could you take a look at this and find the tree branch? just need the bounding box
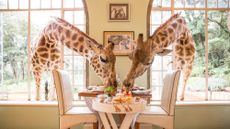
[208,17,230,35]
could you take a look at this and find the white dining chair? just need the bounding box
[135,70,181,129]
[52,69,98,129]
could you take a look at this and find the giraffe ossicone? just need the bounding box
[123,13,195,101]
[31,17,117,101]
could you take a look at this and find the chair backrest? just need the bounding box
[161,70,181,116]
[52,69,73,115]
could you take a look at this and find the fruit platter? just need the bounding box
[92,91,146,114]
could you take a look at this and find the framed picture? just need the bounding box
[109,3,129,21]
[103,31,135,55]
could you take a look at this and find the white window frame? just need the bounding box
[0,0,88,101]
[149,0,230,101]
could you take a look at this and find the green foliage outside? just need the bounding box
[0,12,39,92]
[185,11,230,91]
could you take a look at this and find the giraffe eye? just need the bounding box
[100,56,108,63]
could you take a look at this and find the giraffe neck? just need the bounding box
[40,18,100,60]
[150,16,187,52]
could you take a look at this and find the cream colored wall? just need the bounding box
[86,0,149,87]
[1,105,230,129]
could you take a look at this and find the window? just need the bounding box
[0,0,87,101]
[150,0,230,101]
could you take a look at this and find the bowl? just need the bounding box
[96,86,105,91]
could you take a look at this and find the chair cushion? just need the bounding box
[66,106,95,115]
[140,106,168,115]
[53,70,73,115]
[161,70,180,115]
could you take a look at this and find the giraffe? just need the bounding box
[123,13,195,101]
[31,17,117,100]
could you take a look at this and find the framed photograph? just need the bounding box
[109,3,129,21]
[103,31,135,55]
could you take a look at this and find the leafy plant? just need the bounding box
[104,86,116,96]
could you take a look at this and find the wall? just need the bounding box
[1,105,230,129]
[86,0,149,87]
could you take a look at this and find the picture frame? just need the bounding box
[109,3,129,21]
[103,31,135,55]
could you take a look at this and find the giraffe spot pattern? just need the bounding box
[72,34,78,40]
[175,45,184,56]
[50,44,55,48]
[38,36,46,46]
[168,28,174,33]
[185,38,190,45]
[172,23,177,29]
[161,37,165,41]
[61,35,65,42]
[78,36,84,42]
[51,48,60,53]
[97,63,100,68]
[40,58,47,64]
[47,61,50,67]
[46,44,50,48]
[74,42,79,47]
[47,24,52,30]
[155,36,160,44]
[53,23,58,30]
[181,60,185,65]
[73,48,78,52]
[40,53,48,58]
[35,67,41,71]
[185,46,194,56]
[178,24,182,31]
[51,54,60,61]
[177,18,183,24]
[54,33,59,40]
[65,30,71,38]
[58,26,63,33]
[163,41,168,47]
[37,47,48,52]
[158,31,167,37]
[79,45,84,52]
[65,41,71,48]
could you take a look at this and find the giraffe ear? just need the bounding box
[107,40,115,50]
[156,49,172,56]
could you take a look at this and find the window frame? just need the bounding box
[0,0,89,101]
[147,0,230,101]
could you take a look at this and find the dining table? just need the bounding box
[92,98,146,129]
[78,89,152,103]
[78,87,151,129]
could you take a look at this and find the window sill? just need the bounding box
[1,100,230,107]
[149,101,230,106]
[176,101,230,106]
[0,101,86,107]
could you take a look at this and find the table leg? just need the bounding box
[98,112,111,129]
[119,113,136,129]
[107,113,118,129]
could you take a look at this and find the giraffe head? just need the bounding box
[89,41,117,88]
[53,17,118,88]
[123,33,172,90]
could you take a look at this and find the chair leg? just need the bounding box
[135,122,140,129]
[93,122,98,129]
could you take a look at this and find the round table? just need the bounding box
[92,99,146,129]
